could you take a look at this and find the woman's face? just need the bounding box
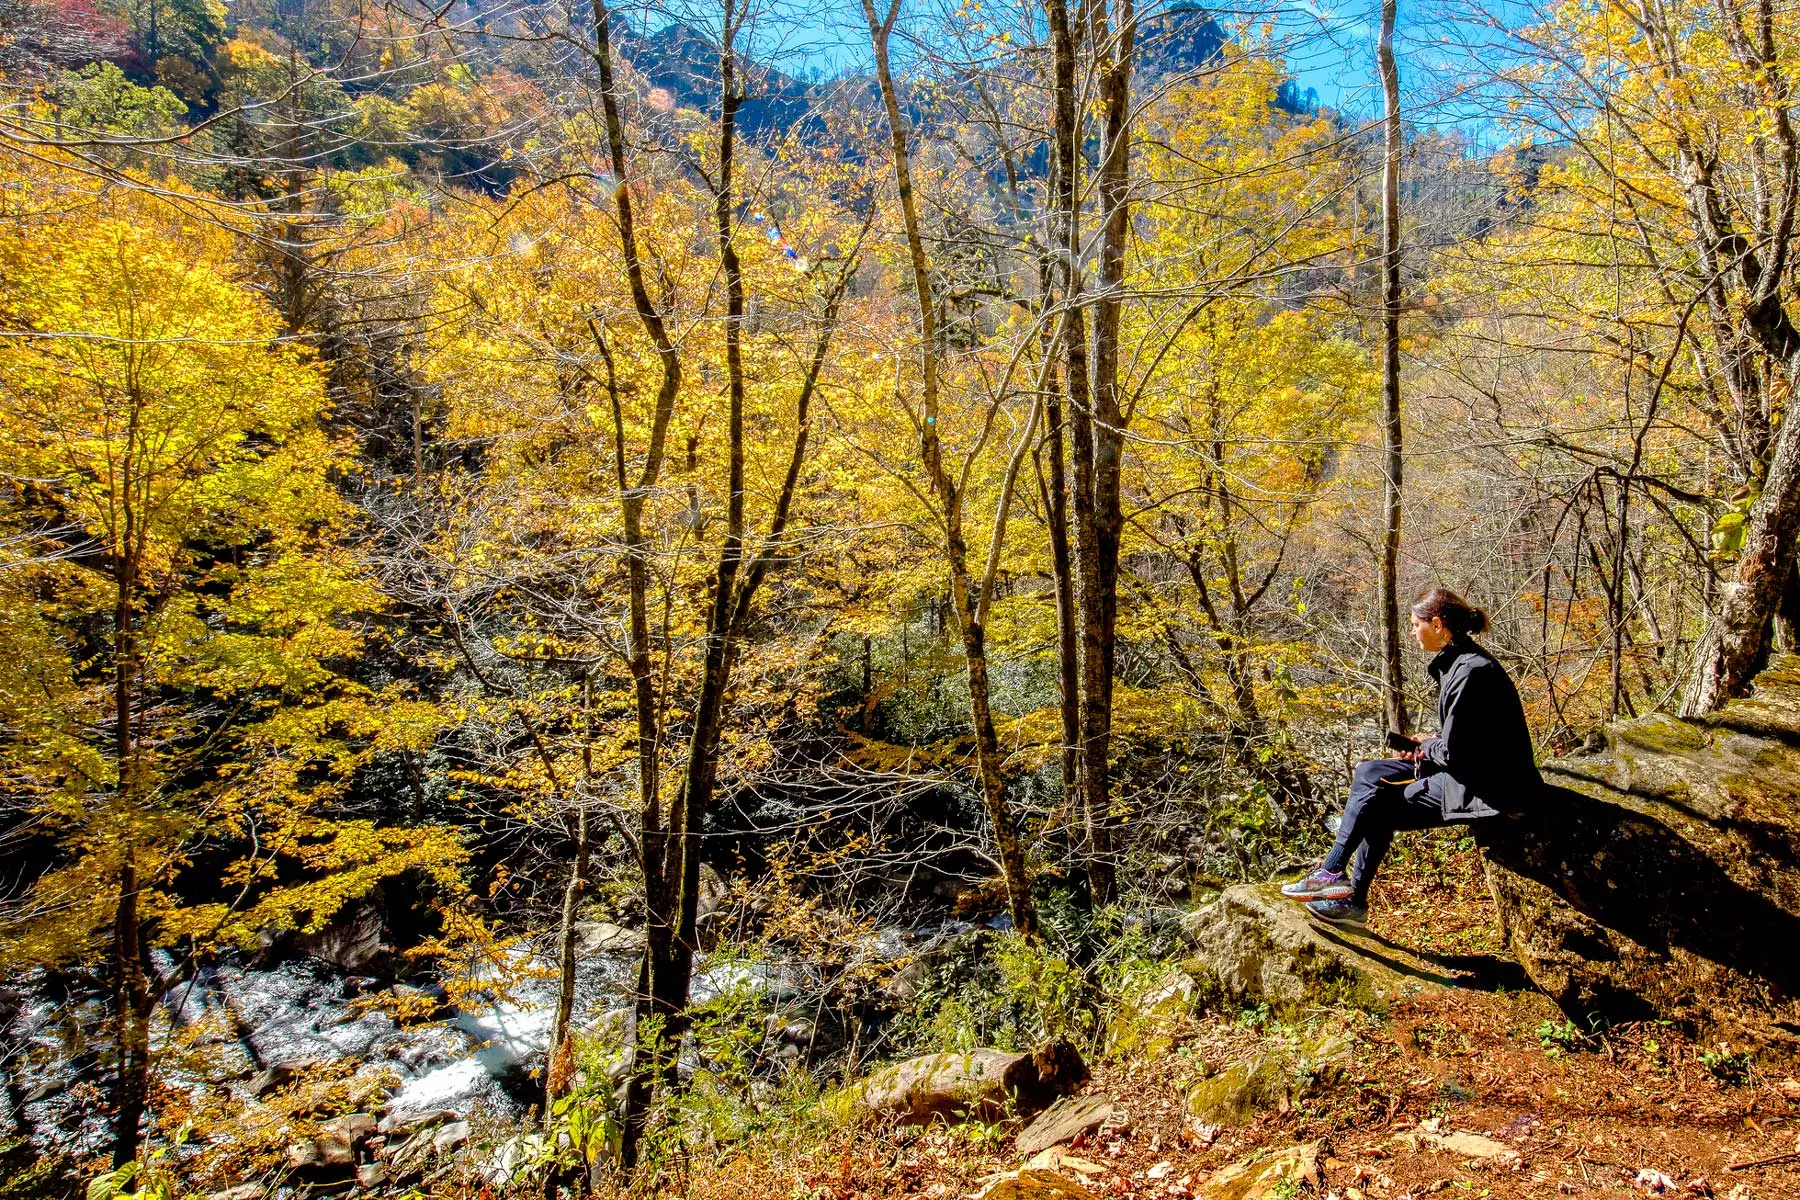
[1410,613,1454,653]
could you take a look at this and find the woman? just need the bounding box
[1282,588,1541,922]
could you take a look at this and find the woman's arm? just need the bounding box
[1418,664,1490,773]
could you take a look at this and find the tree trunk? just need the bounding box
[1685,366,1800,713]
[1776,562,1800,653]
[111,853,151,1169]
[588,0,683,1164]
[1048,0,1098,901]
[1042,377,1083,839]
[110,535,149,1168]
[547,810,591,1108]
[1377,0,1408,737]
[1071,0,1135,904]
[638,40,755,1121]
[864,0,1038,935]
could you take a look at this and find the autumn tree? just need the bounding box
[1447,0,1800,714]
[0,161,465,1167]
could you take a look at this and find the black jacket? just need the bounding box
[1414,637,1542,820]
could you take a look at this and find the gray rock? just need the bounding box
[296,899,390,975]
[845,1039,1087,1124]
[433,1119,471,1152]
[1106,969,1198,1057]
[246,1062,307,1098]
[574,922,644,956]
[1185,1034,1353,1128]
[1198,1141,1321,1200]
[323,1111,378,1147]
[879,956,930,1007]
[973,1169,1102,1200]
[205,1186,265,1200]
[1481,654,1800,1042]
[287,1111,376,1172]
[1015,1094,1114,1157]
[1182,885,1422,1015]
[379,1108,456,1137]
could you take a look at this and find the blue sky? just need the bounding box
[645,0,1524,134]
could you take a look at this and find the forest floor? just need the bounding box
[672,838,1800,1200]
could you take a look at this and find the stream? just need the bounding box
[0,917,990,1169]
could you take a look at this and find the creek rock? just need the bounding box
[294,897,392,976]
[574,922,644,956]
[845,1039,1088,1124]
[1481,654,1800,1040]
[379,1108,457,1138]
[205,1187,264,1200]
[286,1111,377,1174]
[1199,1141,1321,1200]
[433,1119,472,1152]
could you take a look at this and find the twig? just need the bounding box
[1728,1150,1800,1172]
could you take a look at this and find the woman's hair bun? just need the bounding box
[1411,587,1488,636]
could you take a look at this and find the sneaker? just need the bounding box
[1305,898,1367,924]
[1280,867,1353,901]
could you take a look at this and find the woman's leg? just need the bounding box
[1350,781,1454,904]
[1321,759,1416,874]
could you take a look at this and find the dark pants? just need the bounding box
[1322,760,1451,903]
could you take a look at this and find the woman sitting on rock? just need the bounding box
[1282,587,1542,922]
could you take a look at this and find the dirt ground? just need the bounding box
[678,836,1800,1200]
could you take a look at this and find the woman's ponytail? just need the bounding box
[1411,588,1489,637]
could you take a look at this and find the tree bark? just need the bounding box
[1069,0,1135,903]
[110,478,150,1168]
[547,674,597,1116]
[588,0,683,1164]
[1047,0,1102,901]
[863,0,1038,934]
[1041,371,1082,841]
[1686,373,1800,712]
[1377,0,1408,737]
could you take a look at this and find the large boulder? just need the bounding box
[1480,655,1800,1042]
[1182,884,1472,1015]
[294,897,391,976]
[844,1039,1088,1124]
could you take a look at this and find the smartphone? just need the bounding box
[1385,730,1417,753]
